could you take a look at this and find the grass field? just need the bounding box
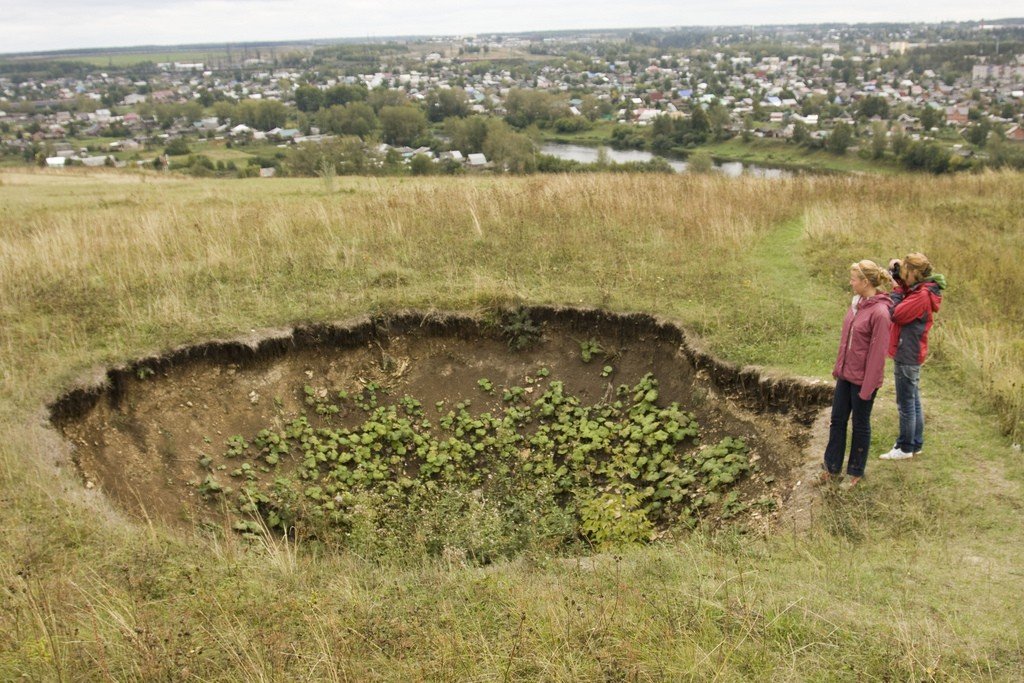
[0,168,1022,679]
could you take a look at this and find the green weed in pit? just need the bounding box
[579,339,604,363]
[210,372,751,558]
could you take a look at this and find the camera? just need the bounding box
[889,261,902,281]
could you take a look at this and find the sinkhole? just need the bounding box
[50,308,832,557]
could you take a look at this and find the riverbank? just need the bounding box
[541,123,898,175]
[702,138,901,175]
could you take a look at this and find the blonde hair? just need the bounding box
[901,252,933,283]
[850,259,895,290]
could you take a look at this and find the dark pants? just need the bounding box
[823,379,877,477]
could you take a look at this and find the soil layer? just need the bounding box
[50,308,833,530]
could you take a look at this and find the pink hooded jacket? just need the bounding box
[833,292,893,401]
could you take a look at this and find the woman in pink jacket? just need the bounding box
[821,260,894,488]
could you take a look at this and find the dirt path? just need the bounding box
[779,407,831,533]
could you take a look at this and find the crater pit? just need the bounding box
[50,308,832,554]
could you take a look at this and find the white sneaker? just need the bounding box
[879,447,914,460]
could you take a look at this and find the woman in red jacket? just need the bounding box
[879,253,945,461]
[821,260,894,488]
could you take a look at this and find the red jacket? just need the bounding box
[889,277,944,365]
[833,292,892,400]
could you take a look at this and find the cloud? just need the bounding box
[0,0,1021,54]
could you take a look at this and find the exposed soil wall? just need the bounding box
[48,307,834,530]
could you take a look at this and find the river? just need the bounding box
[539,142,790,178]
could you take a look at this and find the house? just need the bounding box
[946,105,970,125]
[267,128,299,140]
[467,153,488,167]
[45,156,66,167]
[81,156,111,167]
[109,139,141,152]
[1006,124,1024,142]
[194,116,219,131]
[635,108,661,124]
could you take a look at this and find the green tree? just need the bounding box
[504,89,567,128]
[578,94,610,121]
[259,101,289,130]
[379,106,427,146]
[650,114,674,138]
[482,121,537,173]
[870,121,888,159]
[706,102,732,141]
[233,100,288,130]
[857,95,890,120]
[324,84,368,107]
[919,106,943,133]
[294,85,324,113]
[410,153,434,175]
[426,88,469,122]
[213,100,235,124]
[287,137,376,176]
[900,141,952,173]
[317,102,378,138]
[553,116,591,133]
[445,116,490,154]
[792,120,810,146]
[889,125,910,156]
[688,106,710,143]
[826,122,854,155]
[178,101,203,124]
[165,138,191,156]
[368,88,408,113]
[964,121,991,148]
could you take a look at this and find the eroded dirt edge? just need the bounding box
[47,307,835,533]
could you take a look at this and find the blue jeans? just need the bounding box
[894,362,924,453]
[823,379,877,477]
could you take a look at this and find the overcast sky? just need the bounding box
[1,1,1020,55]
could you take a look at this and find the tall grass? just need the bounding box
[1,168,1022,679]
[0,171,813,401]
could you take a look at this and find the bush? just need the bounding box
[553,116,592,133]
[164,138,191,156]
[900,141,952,173]
[409,153,434,176]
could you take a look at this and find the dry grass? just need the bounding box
[1,168,1022,680]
